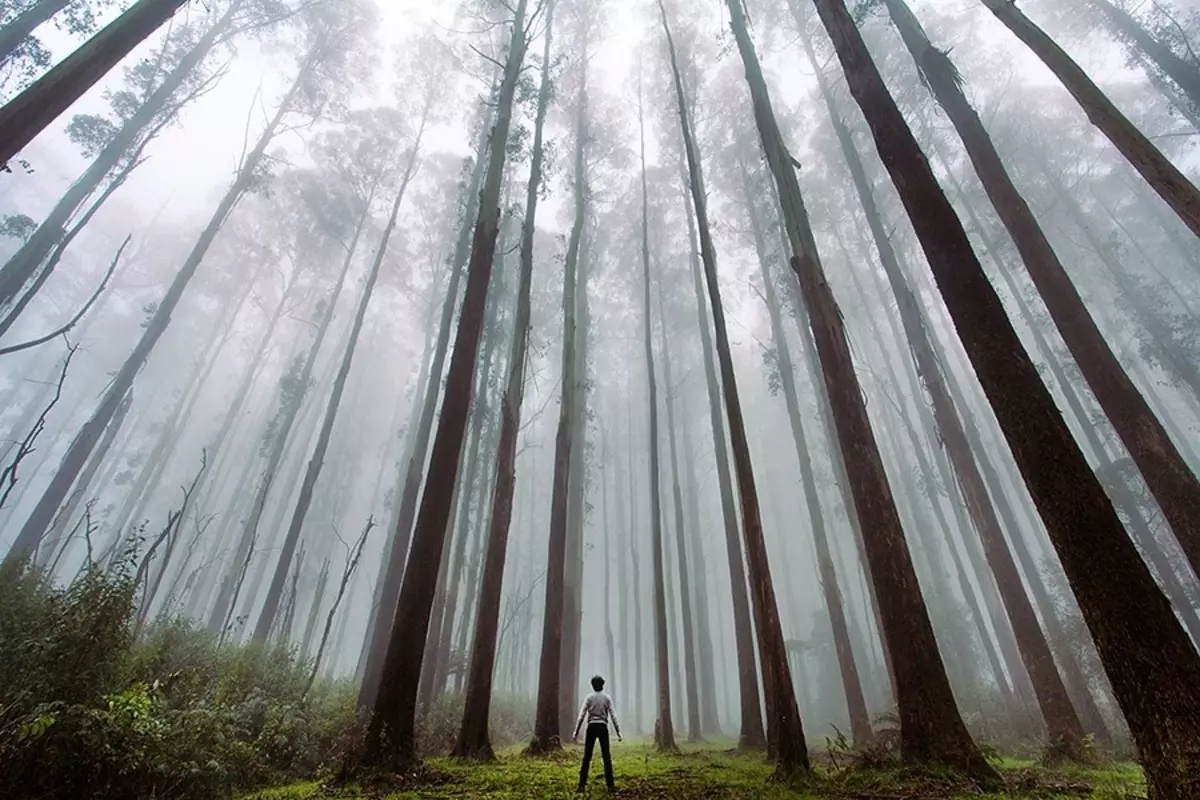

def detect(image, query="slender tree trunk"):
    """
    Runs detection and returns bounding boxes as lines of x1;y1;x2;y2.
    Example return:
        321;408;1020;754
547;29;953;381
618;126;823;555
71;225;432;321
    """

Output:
356;100;493;710
679;136;765;751
361;0;528;770
1088;0;1200;113
814;1;1200;793
252;133;423;645
0;0;190;168
980;0;1200;238
0;0;237;316
600;424;617;684
740;164;872;747
0;0;71;65
634;76;675;754
666;4;804;770
531;56;589;752
2;61;306;568
656;283;702;742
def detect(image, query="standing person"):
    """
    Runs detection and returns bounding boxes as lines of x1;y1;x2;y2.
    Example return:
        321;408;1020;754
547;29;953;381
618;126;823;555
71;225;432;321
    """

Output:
573;674;622;792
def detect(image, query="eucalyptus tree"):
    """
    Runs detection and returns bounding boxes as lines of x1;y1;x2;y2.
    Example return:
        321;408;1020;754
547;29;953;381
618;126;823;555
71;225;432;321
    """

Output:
361;0;539;771
0;0;112;65
454;0;557;761
0;0;191;166
530;0;598;749
1085;0;1200;115
2;0;376;569
722;0;994;778
980;0;1200;239
811;0;1200;794
664;0;807;770
0;0;305;327
252;83;442;644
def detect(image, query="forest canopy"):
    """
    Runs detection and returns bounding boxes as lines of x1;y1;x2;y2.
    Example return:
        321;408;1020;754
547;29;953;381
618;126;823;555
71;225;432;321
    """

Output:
0;0;1197;797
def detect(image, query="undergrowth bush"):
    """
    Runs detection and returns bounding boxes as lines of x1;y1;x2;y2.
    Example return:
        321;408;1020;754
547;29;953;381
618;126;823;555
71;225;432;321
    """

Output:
0;562;357;799
418;691;535;754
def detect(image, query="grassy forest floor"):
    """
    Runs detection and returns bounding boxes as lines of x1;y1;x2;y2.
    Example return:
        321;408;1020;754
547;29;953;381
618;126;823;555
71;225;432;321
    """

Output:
245;741;1146;799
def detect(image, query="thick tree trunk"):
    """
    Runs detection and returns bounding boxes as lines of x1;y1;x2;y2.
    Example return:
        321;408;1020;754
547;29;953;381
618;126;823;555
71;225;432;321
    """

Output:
531;63;589;753
634;80;675;754
740;165;871;748
814;1;1200;794
980;0;1200;238
735;0;993;777
356;101;492;710
361;1;528;770
0;0;190;168
668;3;804;771
2;61;305;568
252;139;421;645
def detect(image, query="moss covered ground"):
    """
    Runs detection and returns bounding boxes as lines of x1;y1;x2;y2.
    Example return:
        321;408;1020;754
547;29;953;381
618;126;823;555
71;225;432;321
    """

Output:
244;740;1146;799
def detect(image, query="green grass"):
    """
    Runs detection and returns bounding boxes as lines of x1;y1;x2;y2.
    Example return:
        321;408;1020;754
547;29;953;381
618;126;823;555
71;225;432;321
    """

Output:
242;741;1147;799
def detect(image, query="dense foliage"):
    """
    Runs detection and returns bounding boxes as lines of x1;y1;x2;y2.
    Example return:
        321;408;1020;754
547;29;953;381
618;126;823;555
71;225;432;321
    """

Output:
0;562;358;799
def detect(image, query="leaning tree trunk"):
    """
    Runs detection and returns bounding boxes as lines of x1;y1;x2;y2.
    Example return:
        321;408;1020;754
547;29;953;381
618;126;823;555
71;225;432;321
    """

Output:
361;0;529;772
884;0;1200;583
0;0;240;315
634;77;675;754
664;2;803;771
656;281;702;743
980;0;1200;238
739;163;871;748
356;98;493;710
531;62;589;754
1088;0;1200;114
251;134;422;645
207;183;371;640
728;0;992;778
0;0;191;167
1;60;307;568
679;149;765;749
0;0;71;65
814;0;1200;795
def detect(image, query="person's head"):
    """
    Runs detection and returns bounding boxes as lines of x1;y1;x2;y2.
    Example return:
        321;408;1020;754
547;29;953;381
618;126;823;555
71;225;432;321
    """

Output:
591;675;605;692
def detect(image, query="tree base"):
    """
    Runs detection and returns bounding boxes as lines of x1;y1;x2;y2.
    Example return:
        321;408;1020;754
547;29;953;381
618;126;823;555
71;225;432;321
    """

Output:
524;735;562;756
1041;735;1096;767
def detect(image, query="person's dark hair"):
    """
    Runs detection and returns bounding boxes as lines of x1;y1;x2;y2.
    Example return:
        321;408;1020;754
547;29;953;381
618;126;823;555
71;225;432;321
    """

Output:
591;675;605;692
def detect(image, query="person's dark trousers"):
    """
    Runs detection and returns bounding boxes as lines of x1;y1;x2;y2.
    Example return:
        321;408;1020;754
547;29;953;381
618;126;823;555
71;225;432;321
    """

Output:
578;722;614;791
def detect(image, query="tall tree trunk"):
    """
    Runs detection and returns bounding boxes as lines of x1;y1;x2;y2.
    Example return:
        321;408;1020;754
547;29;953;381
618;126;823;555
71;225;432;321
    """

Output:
980;0;1200;238
814;1;1200;794
740;163;872;747
666;3;804;770
1088;0;1200;113
2;59;307;568
0;0;190;168
802;7;1086;755
449;7;553;739
356;99;493;710
656;283;701;742
679;136;765;751
531;54;589;752
678;392;722;736
0;0;238;315
634;75;675;753
625;396;646;733
600;423;617;684
883;0;1200;583
361;0;528;771
252;136;421;645
0;0;71;65
208;190;371;640
731;0;993;777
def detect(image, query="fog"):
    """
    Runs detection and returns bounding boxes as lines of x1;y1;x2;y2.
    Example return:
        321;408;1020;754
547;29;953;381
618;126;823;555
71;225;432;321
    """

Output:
1;0;1199;791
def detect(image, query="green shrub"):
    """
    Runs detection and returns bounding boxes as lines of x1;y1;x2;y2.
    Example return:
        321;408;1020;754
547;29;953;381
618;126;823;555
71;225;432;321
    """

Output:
0;563;358;799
